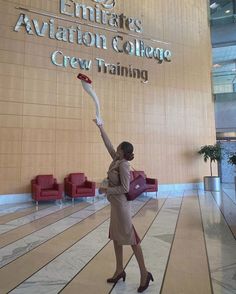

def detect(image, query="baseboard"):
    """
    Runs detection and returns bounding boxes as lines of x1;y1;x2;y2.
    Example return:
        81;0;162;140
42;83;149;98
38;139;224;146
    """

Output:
0;183;204;205
0;193;32;205
158;182;204;192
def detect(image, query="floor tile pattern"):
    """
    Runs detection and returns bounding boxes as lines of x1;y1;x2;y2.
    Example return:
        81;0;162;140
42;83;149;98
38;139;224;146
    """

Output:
0;187;235;294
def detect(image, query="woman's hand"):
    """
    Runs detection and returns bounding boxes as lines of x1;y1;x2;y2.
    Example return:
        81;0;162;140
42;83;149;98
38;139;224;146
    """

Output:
98;187;107;194
93;119;103;128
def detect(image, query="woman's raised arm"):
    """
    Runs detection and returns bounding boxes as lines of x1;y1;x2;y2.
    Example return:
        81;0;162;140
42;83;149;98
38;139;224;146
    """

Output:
93;120;116;159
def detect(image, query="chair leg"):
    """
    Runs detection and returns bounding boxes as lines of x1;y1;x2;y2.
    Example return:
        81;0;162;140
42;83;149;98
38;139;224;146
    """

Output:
72;197;74;205
156;191;157;198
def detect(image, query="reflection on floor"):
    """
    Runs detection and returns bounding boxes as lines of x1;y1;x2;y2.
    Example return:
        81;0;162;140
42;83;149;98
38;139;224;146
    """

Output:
222;183;236;204
0;187;235;294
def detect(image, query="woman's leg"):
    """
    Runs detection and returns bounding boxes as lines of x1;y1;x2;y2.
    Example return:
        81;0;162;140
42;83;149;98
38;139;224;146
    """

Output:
107;240;126;283
113;240;124;275
132;244;148;285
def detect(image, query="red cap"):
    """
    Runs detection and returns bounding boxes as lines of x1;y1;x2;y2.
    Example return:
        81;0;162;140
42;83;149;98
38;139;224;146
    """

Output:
77;73;92;84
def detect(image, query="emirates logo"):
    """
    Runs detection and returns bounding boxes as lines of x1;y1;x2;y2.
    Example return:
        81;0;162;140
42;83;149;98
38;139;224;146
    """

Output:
92;0;116;9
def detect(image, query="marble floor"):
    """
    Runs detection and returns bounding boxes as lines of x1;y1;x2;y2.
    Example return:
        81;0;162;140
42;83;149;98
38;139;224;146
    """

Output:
0;187;235;294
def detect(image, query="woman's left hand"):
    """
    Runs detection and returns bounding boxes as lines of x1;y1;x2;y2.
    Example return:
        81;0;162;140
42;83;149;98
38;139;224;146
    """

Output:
99;187;107;194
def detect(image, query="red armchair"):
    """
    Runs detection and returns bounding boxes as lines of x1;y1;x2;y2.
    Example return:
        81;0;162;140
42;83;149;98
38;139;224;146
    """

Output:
31;175;63;205
131;171;158;198
64;173;96;203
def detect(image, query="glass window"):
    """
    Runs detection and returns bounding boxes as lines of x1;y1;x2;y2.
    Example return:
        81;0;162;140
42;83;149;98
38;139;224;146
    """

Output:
212;46;236;93
210;0;233;19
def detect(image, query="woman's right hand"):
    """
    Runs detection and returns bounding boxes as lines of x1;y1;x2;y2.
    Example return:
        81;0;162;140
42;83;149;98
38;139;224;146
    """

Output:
93;119;103;128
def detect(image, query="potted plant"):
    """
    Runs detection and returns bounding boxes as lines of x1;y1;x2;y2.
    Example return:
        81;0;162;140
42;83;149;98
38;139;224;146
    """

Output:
228;153;236;190
198;143;222;191
228;153;236;166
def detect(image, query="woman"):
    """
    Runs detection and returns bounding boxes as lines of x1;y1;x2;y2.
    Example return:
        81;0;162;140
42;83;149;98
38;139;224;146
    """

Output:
94;120;153;293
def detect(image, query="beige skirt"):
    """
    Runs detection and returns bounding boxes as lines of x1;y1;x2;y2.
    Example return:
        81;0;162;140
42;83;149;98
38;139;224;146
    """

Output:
107;193;141;245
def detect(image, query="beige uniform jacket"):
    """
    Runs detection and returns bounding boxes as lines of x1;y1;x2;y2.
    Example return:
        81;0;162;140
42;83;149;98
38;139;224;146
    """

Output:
100;129;140;245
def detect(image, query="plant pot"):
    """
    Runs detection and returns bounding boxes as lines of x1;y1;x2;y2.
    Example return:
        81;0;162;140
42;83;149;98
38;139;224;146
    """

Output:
203;176;221;192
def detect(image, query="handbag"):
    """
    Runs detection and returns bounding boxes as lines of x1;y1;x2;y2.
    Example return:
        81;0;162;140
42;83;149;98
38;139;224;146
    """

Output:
126;174;147;201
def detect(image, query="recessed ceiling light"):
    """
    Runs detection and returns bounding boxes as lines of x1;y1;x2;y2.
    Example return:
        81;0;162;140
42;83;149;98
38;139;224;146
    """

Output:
210;2;219;9
213;64;221;68
225;10;231;13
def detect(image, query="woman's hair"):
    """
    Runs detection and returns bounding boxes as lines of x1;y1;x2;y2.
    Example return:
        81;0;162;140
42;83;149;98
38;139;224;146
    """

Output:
120;141;134;161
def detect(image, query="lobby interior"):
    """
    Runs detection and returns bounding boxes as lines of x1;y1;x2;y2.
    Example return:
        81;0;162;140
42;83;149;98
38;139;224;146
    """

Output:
0;0;236;293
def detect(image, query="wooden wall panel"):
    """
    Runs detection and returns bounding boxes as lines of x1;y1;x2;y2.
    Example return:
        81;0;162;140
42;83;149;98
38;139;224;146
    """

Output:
0;0;216;194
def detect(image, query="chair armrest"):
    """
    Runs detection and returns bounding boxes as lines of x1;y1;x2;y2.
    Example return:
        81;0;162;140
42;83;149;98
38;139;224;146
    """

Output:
64;180;76;195
64;178;70;186
54;183;63;193
146;178;157;185
32;183;41;197
84;181;95;189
